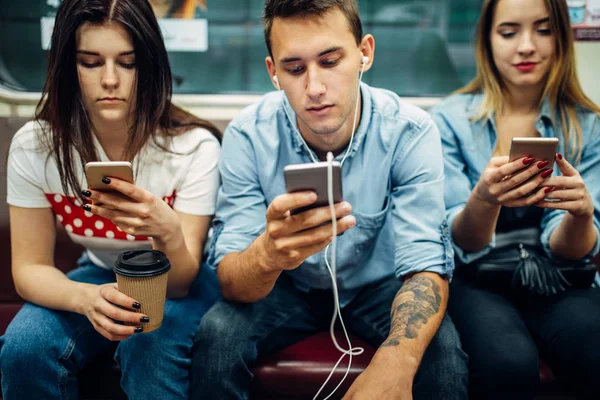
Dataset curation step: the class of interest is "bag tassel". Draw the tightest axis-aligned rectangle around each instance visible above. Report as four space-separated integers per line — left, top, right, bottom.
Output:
511 244 571 296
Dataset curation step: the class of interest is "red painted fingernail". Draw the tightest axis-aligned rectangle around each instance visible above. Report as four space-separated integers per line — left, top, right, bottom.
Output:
557 153 563 160
523 157 535 165
537 161 550 169
541 169 553 178
545 186 554 193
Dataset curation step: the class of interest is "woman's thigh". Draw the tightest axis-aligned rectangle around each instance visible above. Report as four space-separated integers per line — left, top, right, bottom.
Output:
522 286 600 397
0 258 116 394
449 278 540 397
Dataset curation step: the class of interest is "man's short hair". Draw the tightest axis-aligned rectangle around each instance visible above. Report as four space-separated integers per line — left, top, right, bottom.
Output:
263 0 363 58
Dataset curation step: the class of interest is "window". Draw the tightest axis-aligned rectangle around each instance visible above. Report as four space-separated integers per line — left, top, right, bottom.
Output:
0 0 482 96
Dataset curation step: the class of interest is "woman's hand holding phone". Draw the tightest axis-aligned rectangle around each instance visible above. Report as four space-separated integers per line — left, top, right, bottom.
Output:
473 155 553 207
256 192 356 273
535 153 594 217
81 177 182 246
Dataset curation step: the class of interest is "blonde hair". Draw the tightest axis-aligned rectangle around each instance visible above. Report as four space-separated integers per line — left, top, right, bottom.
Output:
456 0 600 162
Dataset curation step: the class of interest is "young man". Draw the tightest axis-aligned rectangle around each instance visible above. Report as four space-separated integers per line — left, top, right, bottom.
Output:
190 1 468 398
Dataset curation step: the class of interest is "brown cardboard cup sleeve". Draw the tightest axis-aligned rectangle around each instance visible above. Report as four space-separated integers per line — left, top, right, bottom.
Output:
114 250 171 333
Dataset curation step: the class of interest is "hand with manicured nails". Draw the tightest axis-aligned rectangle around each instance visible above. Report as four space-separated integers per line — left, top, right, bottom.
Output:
257 191 356 272
81 283 148 341
473 156 554 207
81 177 182 246
536 153 594 217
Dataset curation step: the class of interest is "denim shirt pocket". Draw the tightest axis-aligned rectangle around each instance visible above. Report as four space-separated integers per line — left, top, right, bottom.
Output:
350 195 391 253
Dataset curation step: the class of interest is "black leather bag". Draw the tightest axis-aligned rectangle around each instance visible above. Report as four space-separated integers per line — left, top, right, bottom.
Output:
466 228 597 296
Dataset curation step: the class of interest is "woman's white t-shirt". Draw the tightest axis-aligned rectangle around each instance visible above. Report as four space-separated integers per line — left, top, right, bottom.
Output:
7 121 221 269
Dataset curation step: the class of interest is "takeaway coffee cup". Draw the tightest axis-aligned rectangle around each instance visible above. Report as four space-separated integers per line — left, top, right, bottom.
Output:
114 250 171 333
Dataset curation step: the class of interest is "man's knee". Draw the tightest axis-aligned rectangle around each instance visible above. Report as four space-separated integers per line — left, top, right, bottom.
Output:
414 315 469 399
193 300 253 358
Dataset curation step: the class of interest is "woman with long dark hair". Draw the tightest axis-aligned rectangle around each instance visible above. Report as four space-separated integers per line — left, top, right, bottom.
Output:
431 0 600 398
0 0 221 398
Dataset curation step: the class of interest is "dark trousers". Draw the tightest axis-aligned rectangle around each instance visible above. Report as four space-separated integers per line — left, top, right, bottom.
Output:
449 277 600 399
190 274 469 400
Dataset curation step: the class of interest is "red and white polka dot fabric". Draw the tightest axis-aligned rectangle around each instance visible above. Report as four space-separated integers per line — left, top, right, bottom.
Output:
44 191 176 242
8 121 220 269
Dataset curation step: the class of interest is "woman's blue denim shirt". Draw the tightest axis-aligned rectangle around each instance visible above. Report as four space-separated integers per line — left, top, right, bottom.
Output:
430 93 600 264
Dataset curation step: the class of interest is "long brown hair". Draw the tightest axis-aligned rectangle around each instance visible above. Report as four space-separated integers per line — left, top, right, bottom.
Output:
456 0 600 161
36 0 221 201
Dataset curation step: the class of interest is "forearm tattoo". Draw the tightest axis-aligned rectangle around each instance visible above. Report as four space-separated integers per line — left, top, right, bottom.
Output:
381 276 442 347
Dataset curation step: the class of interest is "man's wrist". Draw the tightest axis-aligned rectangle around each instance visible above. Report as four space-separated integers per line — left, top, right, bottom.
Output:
253 233 280 274
372 345 419 379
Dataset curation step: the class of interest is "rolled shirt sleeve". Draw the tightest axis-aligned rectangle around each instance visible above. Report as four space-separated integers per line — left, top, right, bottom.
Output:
207 123 268 270
431 105 496 264
391 116 455 279
540 114 600 260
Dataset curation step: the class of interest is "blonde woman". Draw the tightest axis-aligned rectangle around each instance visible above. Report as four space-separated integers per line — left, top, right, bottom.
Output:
430 0 600 398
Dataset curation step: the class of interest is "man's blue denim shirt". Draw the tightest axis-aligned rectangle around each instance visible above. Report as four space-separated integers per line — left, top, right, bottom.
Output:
209 83 454 305
430 93 600 265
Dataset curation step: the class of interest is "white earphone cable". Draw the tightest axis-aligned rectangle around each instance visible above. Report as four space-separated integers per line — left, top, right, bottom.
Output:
277 55 368 400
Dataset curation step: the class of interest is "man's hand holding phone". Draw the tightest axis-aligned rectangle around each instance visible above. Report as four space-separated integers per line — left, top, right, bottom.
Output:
256 192 356 273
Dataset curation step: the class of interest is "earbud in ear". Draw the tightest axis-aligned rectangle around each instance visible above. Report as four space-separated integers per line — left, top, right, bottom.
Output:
362 56 369 65
273 75 280 90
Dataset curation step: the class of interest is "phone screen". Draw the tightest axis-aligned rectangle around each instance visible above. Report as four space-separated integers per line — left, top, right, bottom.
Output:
283 161 343 215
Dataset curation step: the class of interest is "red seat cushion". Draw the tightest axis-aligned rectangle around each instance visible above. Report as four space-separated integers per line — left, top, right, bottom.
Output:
251 331 376 398
0 303 24 336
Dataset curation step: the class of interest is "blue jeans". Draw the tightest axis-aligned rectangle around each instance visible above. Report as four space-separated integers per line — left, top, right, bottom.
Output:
0 253 220 400
190 274 469 400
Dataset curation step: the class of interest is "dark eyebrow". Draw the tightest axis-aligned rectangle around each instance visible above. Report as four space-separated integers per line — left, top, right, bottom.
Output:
76 50 135 56
318 46 342 57
498 17 550 28
535 17 550 25
280 46 343 64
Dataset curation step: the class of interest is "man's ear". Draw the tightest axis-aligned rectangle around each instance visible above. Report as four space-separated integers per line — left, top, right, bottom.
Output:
359 34 375 73
265 56 279 90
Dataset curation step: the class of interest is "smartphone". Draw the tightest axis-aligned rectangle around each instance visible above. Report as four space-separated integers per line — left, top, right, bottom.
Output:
85 161 134 191
509 137 559 170
283 161 343 215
